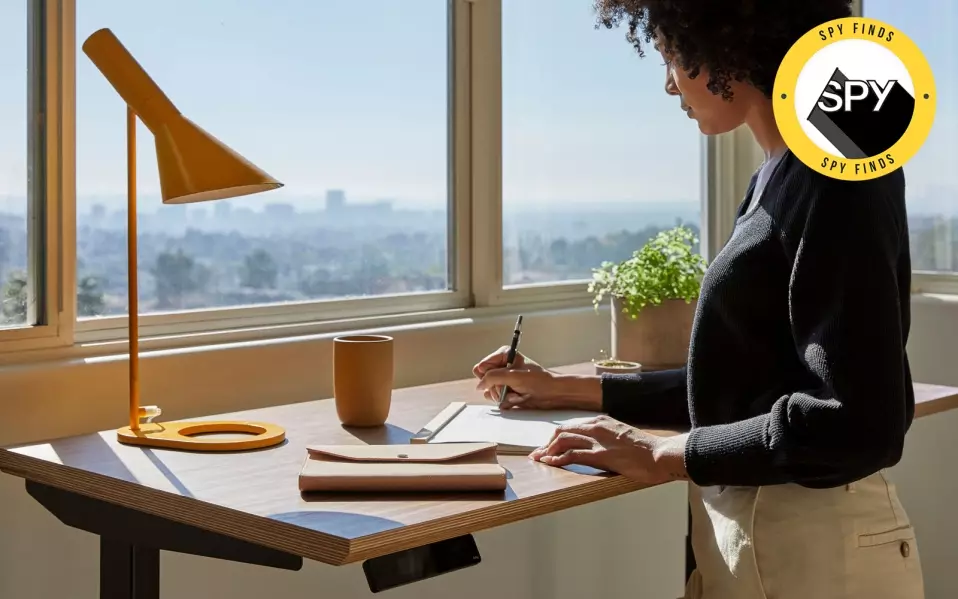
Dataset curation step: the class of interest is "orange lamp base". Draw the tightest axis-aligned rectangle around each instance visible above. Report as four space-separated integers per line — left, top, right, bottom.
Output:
116 420 286 451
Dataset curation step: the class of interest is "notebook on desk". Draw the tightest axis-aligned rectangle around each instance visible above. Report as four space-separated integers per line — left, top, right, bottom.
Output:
411 402 603 454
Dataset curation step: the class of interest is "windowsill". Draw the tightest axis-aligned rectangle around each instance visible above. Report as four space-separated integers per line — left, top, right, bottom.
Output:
911 291 958 305
2 291 958 448
0 297 605 371
3 288 957 370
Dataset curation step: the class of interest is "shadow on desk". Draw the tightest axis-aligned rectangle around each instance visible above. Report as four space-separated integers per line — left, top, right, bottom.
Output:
340 423 416 445
286 486 521 538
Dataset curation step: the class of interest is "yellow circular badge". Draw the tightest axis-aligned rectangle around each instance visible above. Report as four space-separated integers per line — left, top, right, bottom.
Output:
773 17 935 181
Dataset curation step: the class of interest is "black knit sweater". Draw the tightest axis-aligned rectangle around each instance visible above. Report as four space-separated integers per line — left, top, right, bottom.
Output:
601 149 914 489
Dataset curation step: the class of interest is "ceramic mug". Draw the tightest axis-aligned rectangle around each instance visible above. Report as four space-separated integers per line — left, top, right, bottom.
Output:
333 334 394 427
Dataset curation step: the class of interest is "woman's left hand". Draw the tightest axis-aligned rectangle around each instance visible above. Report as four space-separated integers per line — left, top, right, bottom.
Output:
529 415 691 484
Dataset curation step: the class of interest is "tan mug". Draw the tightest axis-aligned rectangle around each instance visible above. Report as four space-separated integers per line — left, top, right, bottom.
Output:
333 334 394 427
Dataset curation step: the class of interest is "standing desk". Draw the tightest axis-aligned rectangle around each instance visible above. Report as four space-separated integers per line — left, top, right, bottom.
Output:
2 363 957 598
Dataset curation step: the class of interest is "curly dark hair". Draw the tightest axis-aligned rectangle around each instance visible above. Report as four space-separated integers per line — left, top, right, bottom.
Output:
594 0 853 100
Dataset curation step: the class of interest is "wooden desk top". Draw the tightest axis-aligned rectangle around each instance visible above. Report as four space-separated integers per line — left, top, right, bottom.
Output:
1 363 956 566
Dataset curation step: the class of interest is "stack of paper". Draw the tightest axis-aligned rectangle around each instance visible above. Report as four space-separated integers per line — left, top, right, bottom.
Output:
426 404 602 454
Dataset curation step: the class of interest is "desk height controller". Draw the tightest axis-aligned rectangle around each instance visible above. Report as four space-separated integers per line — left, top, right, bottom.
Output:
362 534 482 593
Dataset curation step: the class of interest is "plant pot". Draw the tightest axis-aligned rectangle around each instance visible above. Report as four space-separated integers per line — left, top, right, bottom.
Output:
593 359 643 375
611 296 696 371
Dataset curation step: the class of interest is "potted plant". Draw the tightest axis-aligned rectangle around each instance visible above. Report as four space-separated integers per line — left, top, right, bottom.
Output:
588 225 707 371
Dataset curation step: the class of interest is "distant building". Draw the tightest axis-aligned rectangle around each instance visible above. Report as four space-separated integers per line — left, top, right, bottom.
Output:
351 200 392 217
321 190 394 221
933 216 953 271
214 202 232 220
0 212 25 230
190 207 208 224
158 204 187 224
264 203 296 219
326 189 347 213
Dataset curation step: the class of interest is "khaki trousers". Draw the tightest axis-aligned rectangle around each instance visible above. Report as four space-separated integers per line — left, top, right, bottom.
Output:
684 471 925 599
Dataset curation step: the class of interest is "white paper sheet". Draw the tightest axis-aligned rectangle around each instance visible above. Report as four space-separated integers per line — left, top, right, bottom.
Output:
428 404 602 452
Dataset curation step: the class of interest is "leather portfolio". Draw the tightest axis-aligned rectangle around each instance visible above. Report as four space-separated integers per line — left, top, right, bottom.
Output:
298 442 508 492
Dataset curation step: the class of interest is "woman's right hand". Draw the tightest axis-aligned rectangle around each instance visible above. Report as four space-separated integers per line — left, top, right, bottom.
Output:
472 347 602 411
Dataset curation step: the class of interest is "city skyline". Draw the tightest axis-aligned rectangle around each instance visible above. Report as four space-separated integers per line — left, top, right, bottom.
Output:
1 179 952 219
0 186 953 219
0 189 703 216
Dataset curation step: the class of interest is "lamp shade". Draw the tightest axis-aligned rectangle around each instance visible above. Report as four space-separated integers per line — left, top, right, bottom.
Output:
81 28 282 204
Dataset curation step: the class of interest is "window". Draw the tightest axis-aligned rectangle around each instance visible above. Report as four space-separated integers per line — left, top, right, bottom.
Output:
0 1 28 328
3 0 956 358
3 0 720 354
75 0 452 320
863 1 957 274
500 0 702 288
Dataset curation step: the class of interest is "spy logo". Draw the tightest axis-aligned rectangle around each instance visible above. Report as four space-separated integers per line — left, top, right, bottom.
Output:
773 17 935 181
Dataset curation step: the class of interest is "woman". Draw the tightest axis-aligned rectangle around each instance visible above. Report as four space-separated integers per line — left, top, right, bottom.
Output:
473 1 923 597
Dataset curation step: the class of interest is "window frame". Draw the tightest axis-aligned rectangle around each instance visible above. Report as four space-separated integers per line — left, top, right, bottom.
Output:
0 0 74 353
470 0 719 306
0 0 722 359
71 0 473 343
469 0 586 308
859 0 956 294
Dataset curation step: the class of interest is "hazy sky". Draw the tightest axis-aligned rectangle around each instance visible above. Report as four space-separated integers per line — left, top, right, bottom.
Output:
0 1 954 213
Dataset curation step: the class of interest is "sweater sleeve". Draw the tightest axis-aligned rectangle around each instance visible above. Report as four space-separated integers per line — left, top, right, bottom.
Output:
601 365 692 430
685 173 911 488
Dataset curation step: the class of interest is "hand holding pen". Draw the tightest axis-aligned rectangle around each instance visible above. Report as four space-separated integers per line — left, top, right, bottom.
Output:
497 315 523 406
472 324 604 411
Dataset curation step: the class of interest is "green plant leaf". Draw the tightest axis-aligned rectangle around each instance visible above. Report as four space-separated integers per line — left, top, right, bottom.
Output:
588 225 707 319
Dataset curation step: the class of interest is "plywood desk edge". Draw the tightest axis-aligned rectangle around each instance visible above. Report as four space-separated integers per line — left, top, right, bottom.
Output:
913 382 958 418
0 441 655 566
342 474 656 564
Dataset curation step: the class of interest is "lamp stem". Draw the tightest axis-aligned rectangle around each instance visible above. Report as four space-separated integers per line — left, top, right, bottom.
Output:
127 105 140 431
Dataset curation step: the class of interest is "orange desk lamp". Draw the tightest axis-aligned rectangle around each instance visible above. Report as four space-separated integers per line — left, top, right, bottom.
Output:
82 28 286 451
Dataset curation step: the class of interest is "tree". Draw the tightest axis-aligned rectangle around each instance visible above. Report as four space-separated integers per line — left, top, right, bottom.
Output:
1 270 28 325
0 227 9 282
77 275 106 317
357 244 391 295
240 248 278 290
549 237 570 267
151 249 200 310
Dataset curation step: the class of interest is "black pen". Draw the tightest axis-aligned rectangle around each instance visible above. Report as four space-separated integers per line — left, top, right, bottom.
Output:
498 315 523 406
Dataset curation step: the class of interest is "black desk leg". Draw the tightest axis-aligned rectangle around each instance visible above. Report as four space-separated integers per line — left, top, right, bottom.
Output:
685 503 696 582
25 481 303 599
100 539 159 599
